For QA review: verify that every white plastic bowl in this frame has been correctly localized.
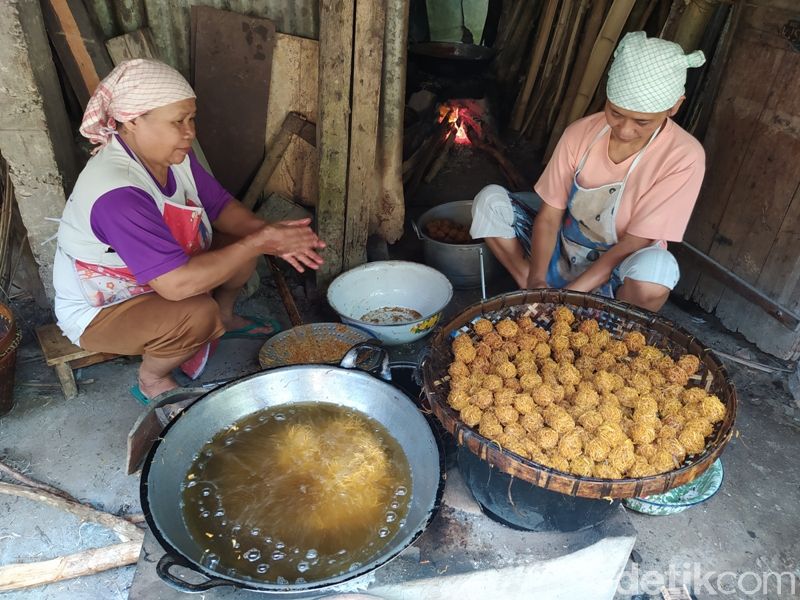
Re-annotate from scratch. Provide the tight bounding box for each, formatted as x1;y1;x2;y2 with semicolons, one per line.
327;261;453;345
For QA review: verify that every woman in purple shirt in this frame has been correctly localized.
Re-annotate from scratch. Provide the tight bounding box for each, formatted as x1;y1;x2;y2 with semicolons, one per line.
54;59;325;402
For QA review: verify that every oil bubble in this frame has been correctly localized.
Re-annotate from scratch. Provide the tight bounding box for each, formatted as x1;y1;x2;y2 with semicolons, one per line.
224;437;235;446
395;486;407;496
200;551;219;569
201;487;212;497
385;511;397;523
199;510;210;518
336;549;347;556
275;541;285;550
274;413;286;421
263;536;273;544
185;480;198;488
305;549;318;560
276;576;289;584
297;561;309;573
390;500;400;509
296;577;306;584
244;549;261;562
378;527;390;538
256;564;269;574
271;551;286;561
250;528;261;536
214;509;225;518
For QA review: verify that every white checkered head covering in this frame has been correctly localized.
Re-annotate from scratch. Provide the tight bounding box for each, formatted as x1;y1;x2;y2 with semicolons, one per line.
80;59;196;153
606;32;706;113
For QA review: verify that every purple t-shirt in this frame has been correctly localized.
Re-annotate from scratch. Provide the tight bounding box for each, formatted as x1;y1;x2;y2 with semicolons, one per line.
89;147;232;284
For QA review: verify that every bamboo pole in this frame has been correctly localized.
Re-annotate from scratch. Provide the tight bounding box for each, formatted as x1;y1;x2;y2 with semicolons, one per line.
546;0;589;130
566;0;638;124
509;0;560;131
520;0;579;138
672;0;721;52
498;1;541;86
544;0;609;159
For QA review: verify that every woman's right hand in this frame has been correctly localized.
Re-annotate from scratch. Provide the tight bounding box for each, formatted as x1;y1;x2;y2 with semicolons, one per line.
245;218;326;271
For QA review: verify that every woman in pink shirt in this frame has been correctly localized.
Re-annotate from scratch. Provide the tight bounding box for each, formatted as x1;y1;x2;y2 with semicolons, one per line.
471;32;706;312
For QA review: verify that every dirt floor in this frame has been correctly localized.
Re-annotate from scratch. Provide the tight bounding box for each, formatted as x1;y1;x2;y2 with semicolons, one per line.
1;144;798;599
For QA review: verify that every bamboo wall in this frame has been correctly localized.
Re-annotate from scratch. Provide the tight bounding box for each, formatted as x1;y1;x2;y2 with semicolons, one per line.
492;0;730;152
84;0;319;77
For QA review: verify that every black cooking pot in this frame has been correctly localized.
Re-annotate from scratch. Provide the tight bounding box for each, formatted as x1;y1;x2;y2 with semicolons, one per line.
409;41;495;77
141;347;445;595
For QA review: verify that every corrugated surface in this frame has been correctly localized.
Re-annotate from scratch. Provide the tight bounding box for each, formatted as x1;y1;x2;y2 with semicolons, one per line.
85;0;318;77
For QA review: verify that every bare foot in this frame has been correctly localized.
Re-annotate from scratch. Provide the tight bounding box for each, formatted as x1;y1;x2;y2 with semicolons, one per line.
138;373;179;400
222;314;276;335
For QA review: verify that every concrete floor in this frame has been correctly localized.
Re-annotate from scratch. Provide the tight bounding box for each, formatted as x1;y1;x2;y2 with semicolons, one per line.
2;144;799;599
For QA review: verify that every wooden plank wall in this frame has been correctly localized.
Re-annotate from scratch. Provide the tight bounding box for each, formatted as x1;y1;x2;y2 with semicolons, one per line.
678;1;800;359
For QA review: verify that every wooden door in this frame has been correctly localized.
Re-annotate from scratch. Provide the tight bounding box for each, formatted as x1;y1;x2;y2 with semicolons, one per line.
677;1;800;360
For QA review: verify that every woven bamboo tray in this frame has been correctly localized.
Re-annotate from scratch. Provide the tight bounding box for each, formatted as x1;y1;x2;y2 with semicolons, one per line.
421;290;737;499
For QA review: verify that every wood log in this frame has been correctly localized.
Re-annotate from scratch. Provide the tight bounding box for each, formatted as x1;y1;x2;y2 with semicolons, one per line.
316;0;356;286
0;461;78;503
242;113;316;210
545;0;609;159
423;128;456;184
0;541;142;592
567;0;637;123
41;0;115;107
268;257;303;327
344;0;386;270
672;0;721;52
0;482;141;543
509;0;560;131
374;0;410;243
105;28;157;63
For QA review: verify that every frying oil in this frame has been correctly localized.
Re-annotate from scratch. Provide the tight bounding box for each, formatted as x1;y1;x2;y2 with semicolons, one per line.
181;403;412;584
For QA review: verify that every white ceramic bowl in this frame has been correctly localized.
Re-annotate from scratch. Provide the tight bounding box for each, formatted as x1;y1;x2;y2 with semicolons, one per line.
327;261;453;345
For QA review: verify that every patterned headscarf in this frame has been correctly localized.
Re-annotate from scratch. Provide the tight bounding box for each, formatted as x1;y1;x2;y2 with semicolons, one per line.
606;32;706;113
79;59;196;152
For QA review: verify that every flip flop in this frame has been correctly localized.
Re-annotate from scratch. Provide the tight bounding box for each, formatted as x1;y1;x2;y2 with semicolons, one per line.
221;316;282;340
130;384;151;406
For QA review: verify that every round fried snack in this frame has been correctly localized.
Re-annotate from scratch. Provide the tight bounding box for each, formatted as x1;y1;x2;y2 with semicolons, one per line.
493;388;516;406
453;343;477;364
595;351;617;370
505;438;531;459
496;318;519;339
469;356;490;374
550;321;572;337
471;388;494;409
520;411;545;433
479;411;503;439
623;331;646;353
495;404;520;426
578;318;600;336
517;315;535;333
685;417;713;438
590;329;611;349
638;345;664;364
475;341;493;358
493;361;517;379
516;361;538;378
483;331;504;349
627;457;655;478
554;349;576;364
598;401;623;423
505;377;522;393
452;333;473;350
548;452;571;473
629;372;653;395
678;428;706;455
515;334;538;353
595;422;627;448
608;440;636;472
629;422;657;445
570;455;595;477
513;393;536;415
578;410;604;433
460;405;483;427
447;389;470;411
607;339;629;358
505;422;526;439
677;354;701;376
650;449;676;474
594;371;617;394
550;334;570;353
584;436;610;462
519;372;543;392
531;326;551;342
500;341;519;358
449;361;471;379
658;438;687;464
544;406;575;434
533;342;552;360
665;365;690;386
569;331;590;350
473;318;494;336
557;362;581;386
701;395;726;423
553;306;576;324
636;442;658;461
593;463;623;479
482;374;503;391
534;427;559;450
630;356;651;373
531;383;556;406
557;431;583;460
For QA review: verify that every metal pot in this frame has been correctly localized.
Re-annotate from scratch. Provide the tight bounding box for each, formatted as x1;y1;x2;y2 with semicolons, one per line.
142;346;444;595
413;200;501;289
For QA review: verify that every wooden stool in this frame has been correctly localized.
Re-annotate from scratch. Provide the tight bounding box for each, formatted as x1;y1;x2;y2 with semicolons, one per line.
36;324;118;399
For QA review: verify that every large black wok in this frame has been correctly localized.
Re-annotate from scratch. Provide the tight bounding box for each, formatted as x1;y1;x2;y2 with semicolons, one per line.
409;41;495;77
141;348;444;595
